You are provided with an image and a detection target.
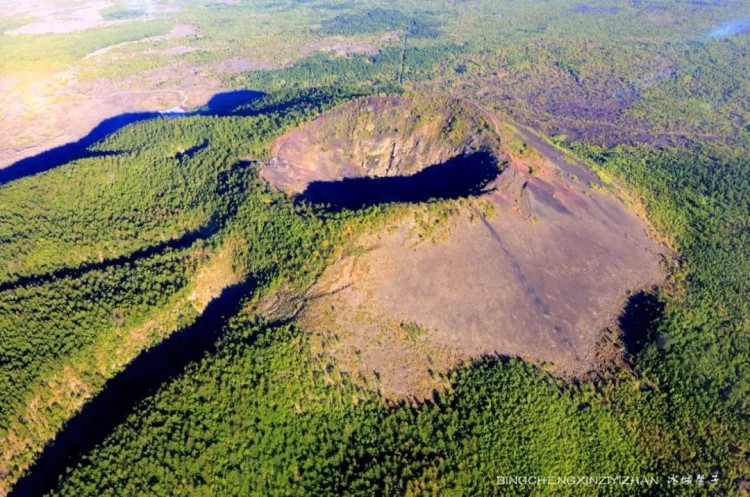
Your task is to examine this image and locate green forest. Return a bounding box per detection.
[1,0,749,495]
[2,85,746,496]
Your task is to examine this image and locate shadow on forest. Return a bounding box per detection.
[6,90,496,495]
[619,290,664,357]
[202,90,265,115]
[0,223,215,292]
[0,158,254,293]
[297,151,500,212]
[0,90,265,187]
[9,278,260,497]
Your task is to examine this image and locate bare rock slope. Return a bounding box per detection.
[262,95,666,400]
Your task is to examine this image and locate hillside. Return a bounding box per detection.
[265,95,666,398]
[1,1,749,495]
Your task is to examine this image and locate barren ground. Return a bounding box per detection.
[0,7,399,171]
[263,96,667,400]
[0,58,275,170]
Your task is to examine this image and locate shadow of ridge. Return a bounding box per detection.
[0,222,216,293]
[296,150,500,213]
[0,113,159,186]
[199,90,265,115]
[0,90,266,187]
[8,277,259,497]
[1,157,257,292]
[231,87,364,117]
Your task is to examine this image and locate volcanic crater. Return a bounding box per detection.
[261,95,666,399]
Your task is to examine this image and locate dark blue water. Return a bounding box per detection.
[298,151,500,212]
[0,90,264,187]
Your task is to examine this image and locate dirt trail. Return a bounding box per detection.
[57,89,189,111]
[467,98,601,186]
